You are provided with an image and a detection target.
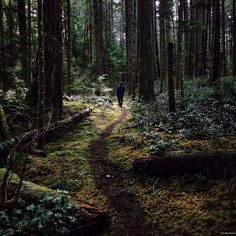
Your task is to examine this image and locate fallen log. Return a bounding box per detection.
[133,150,236,178]
[0,108,91,159]
[3,172,110,235]
[74,202,110,235]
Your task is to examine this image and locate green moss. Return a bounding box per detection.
[23,100,236,235]
[0,168,19,183]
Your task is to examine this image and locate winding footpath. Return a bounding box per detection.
[89,108,154,236]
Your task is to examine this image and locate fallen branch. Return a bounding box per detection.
[0,108,91,159]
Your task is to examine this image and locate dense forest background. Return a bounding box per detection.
[0,0,236,235]
[0,0,235,106]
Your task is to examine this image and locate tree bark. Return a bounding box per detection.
[27,0,32,83]
[176,0,184,97]
[43,0,63,120]
[37,0,45,148]
[221,0,227,75]
[67,0,72,93]
[233,0,236,75]
[17,0,29,85]
[168,42,176,112]
[93,0,105,76]
[159,0,166,93]
[137,0,155,100]
[210,0,221,84]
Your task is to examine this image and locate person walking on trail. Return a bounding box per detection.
[117,82,125,108]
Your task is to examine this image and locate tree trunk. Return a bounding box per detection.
[17,0,29,85]
[93,0,105,76]
[168,42,176,112]
[210,0,221,84]
[67,0,72,93]
[27,0,32,83]
[159,0,166,93]
[37,0,45,148]
[221,0,227,75]
[0,0,6,92]
[43,0,63,120]
[137,0,155,100]
[233,0,236,75]
[176,0,184,97]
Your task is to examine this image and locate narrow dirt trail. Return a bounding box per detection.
[89,108,154,236]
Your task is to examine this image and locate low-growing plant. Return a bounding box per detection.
[131,77,236,153]
[0,195,82,236]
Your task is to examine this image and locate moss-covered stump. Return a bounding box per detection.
[133,150,236,177]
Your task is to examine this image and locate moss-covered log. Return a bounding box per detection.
[133,150,236,178]
[0,108,91,158]
[0,168,110,235]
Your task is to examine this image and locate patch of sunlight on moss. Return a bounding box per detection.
[23,180,56,197]
[64,100,87,111]
[0,168,19,183]
[106,112,149,171]
[24,102,123,212]
[122,174,236,235]
[176,137,236,153]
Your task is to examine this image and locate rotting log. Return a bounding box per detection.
[133,150,236,178]
[74,202,110,235]
[0,108,91,159]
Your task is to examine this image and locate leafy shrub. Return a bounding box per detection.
[131,77,236,153]
[0,195,82,236]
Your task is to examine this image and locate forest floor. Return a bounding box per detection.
[24,98,236,236]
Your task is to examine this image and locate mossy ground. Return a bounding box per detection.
[105,107,236,235]
[24,98,236,235]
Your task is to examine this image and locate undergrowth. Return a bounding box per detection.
[131,77,236,154]
[0,195,81,236]
[104,104,236,235]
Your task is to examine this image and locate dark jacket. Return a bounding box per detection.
[117,86,125,97]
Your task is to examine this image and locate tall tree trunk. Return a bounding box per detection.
[176,0,184,97]
[210,0,221,84]
[17,0,29,85]
[93,0,105,76]
[233,0,236,75]
[183,0,190,77]
[0,0,6,91]
[89,0,93,64]
[28,0,32,83]
[159,0,166,93]
[137,0,155,100]
[125,0,137,97]
[168,42,176,112]
[201,0,208,76]
[43,0,63,120]
[221,0,226,75]
[67,0,72,93]
[37,0,45,148]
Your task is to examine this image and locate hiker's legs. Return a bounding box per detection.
[117,96,123,107]
[120,96,123,107]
